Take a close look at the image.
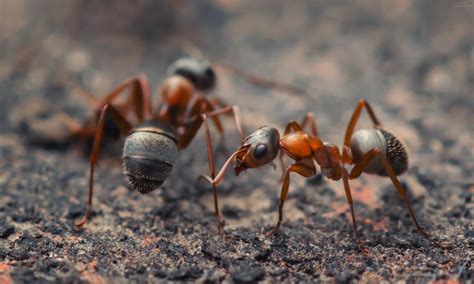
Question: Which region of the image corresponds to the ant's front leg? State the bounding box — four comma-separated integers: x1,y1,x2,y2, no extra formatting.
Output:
278,120,305,181
179,105,243,238
266,157,316,238
178,96,243,149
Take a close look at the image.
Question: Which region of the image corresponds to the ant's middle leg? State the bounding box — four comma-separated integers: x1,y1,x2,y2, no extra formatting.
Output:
75,104,132,228
94,76,153,123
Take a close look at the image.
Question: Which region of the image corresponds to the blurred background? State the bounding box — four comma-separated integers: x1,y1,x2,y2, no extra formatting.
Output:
0,0,472,282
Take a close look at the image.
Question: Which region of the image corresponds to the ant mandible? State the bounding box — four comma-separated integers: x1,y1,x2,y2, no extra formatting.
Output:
73,57,304,229
203,99,440,248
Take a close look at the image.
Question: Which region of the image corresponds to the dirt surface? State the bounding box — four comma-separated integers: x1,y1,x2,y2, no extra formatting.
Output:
0,1,472,283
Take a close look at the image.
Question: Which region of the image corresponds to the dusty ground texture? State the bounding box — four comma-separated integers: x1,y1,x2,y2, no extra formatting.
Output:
0,0,473,283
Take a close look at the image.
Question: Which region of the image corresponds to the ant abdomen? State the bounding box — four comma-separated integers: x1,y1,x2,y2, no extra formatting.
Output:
122,121,178,194
350,128,408,176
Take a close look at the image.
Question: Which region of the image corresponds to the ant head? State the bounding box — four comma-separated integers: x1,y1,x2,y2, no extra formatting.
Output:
234,126,280,175
167,57,216,92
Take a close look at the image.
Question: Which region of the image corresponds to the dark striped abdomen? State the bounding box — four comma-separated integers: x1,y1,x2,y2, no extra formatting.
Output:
122,121,178,194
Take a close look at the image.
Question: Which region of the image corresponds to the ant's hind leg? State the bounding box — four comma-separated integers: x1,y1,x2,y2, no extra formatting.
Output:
347,148,442,248
75,104,132,228
95,76,153,122
342,99,382,161
379,154,442,248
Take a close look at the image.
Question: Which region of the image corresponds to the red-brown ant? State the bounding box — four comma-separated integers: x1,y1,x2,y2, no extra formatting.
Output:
203,99,440,248
70,57,304,228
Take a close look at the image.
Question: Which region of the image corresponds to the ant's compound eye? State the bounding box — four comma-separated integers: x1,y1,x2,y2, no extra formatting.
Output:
254,144,268,159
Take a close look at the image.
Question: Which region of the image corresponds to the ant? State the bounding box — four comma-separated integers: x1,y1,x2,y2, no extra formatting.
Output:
72,56,304,228
203,99,441,249
19,56,305,149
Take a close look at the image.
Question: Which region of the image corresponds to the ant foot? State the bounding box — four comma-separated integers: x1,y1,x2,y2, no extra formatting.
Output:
356,240,371,255
264,227,279,240
75,219,86,229
217,218,227,240
360,246,371,255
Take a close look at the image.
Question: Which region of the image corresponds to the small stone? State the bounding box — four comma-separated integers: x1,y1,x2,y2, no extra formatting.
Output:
0,225,14,238
9,248,29,261
337,271,356,284
434,254,450,265
231,261,264,283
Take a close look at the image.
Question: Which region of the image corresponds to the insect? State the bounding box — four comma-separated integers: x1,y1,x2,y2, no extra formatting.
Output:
203,99,440,248
73,57,304,229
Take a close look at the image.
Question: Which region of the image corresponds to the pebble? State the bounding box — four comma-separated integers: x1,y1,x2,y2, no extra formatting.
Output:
230,261,265,283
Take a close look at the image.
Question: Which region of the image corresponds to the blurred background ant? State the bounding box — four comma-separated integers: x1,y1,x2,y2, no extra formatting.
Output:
17,53,305,151
67,55,305,228
203,99,441,249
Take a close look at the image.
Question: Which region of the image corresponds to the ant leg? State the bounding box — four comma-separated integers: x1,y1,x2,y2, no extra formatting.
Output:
178,103,243,149
179,105,243,236
95,75,153,122
266,158,316,238
200,149,247,188
213,63,307,96
276,120,305,181
169,38,306,95
341,168,369,253
278,151,286,182
181,96,227,150
343,99,382,161
379,154,442,248
347,149,441,248
300,112,318,136
75,104,132,228
348,148,379,179
208,97,230,111
198,108,244,238
284,120,303,133
71,88,101,107
201,113,232,238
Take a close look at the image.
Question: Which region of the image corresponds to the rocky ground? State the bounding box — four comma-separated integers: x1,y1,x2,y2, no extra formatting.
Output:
0,1,472,282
